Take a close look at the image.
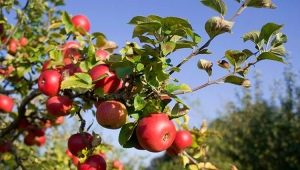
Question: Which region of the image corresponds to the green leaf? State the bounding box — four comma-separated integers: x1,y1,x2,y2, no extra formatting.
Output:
161,17,193,30
270,45,286,56
259,23,283,42
74,73,92,84
119,123,136,147
128,16,151,25
243,31,260,43
225,50,253,68
134,94,146,111
247,0,276,9
197,59,213,76
136,63,144,71
165,83,192,93
61,11,74,33
132,22,161,38
257,52,284,63
61,75,94,93
205,17,234,38
112,62,134,79
224,75,246,86
161,41,176,55
201,0,227,16
86,42,96,61
271,32,287,47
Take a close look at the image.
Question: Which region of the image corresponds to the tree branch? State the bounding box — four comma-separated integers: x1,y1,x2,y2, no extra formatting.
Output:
173,74,232,95
169,38,213,75
0,89,41,139
229,0,252,21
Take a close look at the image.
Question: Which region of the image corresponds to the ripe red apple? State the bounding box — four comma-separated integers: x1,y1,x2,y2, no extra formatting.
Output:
136,113,176,152
0,142,12,153
62,41,81,65
19,37,28,47
29,128,45,137
71,15,90,34
78,154,106,170
96,100,127,129
89,64,123,94
173,130,193,150
7,39,19,55
24,133,36,146
68,132,93,156
46,96,73,116
95,49,110,61
0,94,14,113
38,70,62,96
112,160,124,170
35,135,46,146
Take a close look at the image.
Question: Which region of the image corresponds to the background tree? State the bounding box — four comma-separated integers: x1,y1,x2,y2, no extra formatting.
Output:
208,67,300,170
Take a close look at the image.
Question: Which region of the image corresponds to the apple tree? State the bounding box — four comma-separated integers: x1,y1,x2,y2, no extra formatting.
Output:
0,0,287,169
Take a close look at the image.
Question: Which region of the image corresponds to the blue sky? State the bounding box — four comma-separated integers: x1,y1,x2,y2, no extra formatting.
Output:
60,0,300,165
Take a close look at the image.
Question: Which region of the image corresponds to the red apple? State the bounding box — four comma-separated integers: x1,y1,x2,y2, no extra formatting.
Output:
78,154,106,170
172,130,193,151
68,132,93,156
29,128,45,137
38,70,62,96
24,133,36,146
96,100,127,129
46,96,73,116
0,94,14,113
62,41,81,65
19,37,28,47
35,135,46,146
71,15,90,34
136,113,176,152
112,160,124,170
0,142,12,153
89,64,123,94
7,39,19,55
95,49,110,61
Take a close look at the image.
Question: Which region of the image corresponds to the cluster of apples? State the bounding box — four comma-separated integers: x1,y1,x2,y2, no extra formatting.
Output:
135,113,193,154
0,94,63,148
0,34,28,55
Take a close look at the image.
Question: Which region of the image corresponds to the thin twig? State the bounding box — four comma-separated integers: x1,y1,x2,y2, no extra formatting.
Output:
169,38,213,75
182,150,199,165
173,74,232,95
229,0,252,21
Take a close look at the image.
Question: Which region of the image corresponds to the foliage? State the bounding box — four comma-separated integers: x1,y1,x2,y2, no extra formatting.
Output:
0,0,288,169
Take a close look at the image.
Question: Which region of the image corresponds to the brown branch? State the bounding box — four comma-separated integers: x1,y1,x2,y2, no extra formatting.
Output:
0,89,41,139
182,150,199,165
169,38,213,75
173,74,232,95
229,0,252,21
